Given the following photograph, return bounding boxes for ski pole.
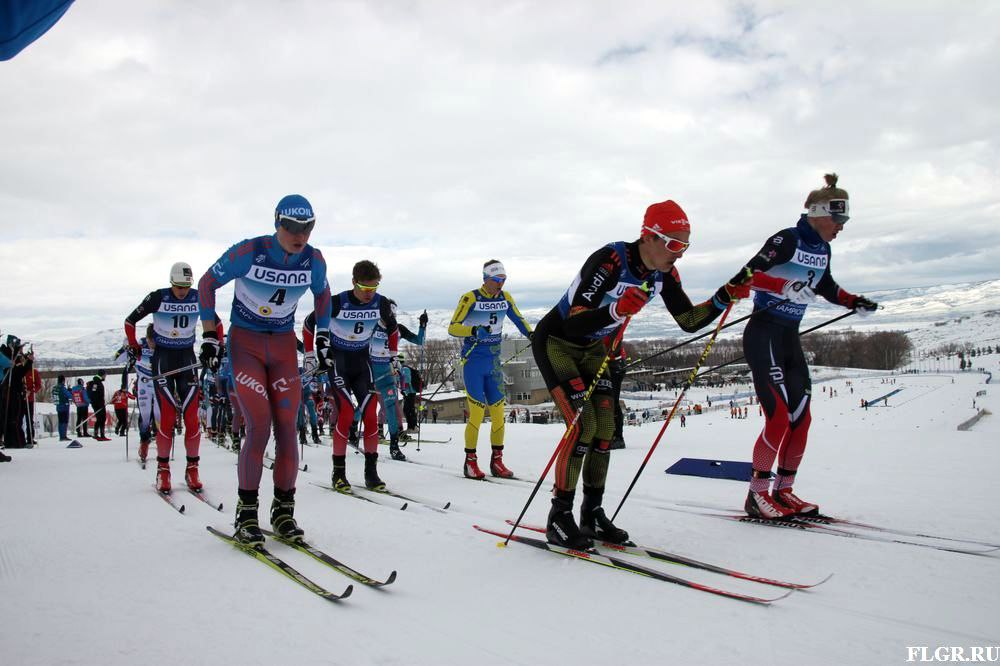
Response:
[421,340,479,406]
[417,325,428,452]
[502,316,634,547]
[149,362,201,382]
[611,301,735,522]
[625,298,786,370]
[690,309,859,382]
[499,342,532,367]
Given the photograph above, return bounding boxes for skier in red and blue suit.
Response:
[197,194,332,547]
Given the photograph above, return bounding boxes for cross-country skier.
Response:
[303,260,398,493]
[448,260,533,479]
[124,262,205,493]
[735,174,878,518]
[197,194,331,547]
[133,326,159,463]
[531,200,752,549]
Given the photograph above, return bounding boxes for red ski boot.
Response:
[155,459,171,494]
[745,490,795,519]
[138,441,149,463]
[774,488,819,516]
[489,448,514,478]
[185,457,203,492]
[463,452,485,480]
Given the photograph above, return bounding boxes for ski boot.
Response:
[607,433,626,450]
[185,456,203,492]
[234,491,265,547]
[231,431,241,453]
[745,490,796,519]
[138,440,149,463]
[489,448,514,478]
[463,450,485,479]
[270,487,305,543]
[310,424,321,445]
[331,455,351,493]
[347,422,360,450]
[155,458,171,494]
[546,493,593,550]
[774,488,819,516]
[298,427,307,446]
[388,433,406,461]
[364,452,386,492]
[580,487,630,544]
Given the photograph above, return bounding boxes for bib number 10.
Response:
[171,315,189,328]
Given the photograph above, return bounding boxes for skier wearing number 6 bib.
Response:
[124,262,206,494]
[197,194,332,548]
[734,174,878,519]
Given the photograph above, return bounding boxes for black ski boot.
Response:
[607,433,626,450]
[364,452,386,491]
[298,427,307,446]
[580,487,631,544]
[389,432,406,461]
[310,424,321,445]
[546,493,593,550]
[270,487,305,543]
[234,490,265,548]
[331,455,351,493]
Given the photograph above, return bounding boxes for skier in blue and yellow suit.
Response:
[448,260,533,479]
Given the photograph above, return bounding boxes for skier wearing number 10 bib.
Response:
[124,262,206,494]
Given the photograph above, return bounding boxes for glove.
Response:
[850,295,878,318]
[390,356,402,376]
[728,265,754,286]
[303,352,319,377]
[471,326,493,340]
[315,330,334,369]
[610,286,649,319]
[419,310,429,327]
[199,331,220,371]
[780,280,816,305]
[126,345,139,364]
[714,280,751,307]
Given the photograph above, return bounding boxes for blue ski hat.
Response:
[274,194,315,229]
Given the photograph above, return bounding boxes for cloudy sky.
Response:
[3,1,999,342]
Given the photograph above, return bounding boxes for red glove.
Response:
[611,286,650,319]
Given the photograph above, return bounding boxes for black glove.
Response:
[315,330,334,369]
[728,265,754,286]
[851,295,878,318]
[419,310,428,327]
[200,331,220,371]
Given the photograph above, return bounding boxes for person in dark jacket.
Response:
[86,371,109,440]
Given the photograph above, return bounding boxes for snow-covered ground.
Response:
[2,370,998,665]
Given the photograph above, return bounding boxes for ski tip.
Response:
[179,505,186,514]
[216,503,224,511]
[341,584,354,600]
[385,570,398,585]
[399,503,409,511]
[442,502,452,510]
[303,464,309,472]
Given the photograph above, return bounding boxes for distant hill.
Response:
[31,278,1000,366]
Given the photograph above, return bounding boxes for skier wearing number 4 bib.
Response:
[733,174,878,519]
[197,195,332,547]
[124,262,206,494]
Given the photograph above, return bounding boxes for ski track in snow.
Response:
[2,365,1000,664]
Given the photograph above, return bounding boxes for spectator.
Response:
[71,379,90,437]
[431,406,438,423]
[86,371,110,441]
[111,386,134,436]
[1,335,30,451]
[23,355,41,445]
[52,375,73,441]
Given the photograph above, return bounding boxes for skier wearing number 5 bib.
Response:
[734,174,878,519]
[197,194,332,548]
[124,262,205,494]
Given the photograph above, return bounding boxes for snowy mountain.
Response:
[29,279,1000,365]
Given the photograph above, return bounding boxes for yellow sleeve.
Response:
[504,291,533,337]
[447,291,477,337]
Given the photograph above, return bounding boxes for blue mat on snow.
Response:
[665,458,756,482]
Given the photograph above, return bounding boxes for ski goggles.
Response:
[277,214,316,234]
[354,281,380,292]
[807,199,849,225]
[642,226,690,253]
[484,274,507,284]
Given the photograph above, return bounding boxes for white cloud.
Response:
[2,0,999,341]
